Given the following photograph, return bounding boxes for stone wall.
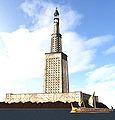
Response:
[5,91,98,105]
[5,91,85,104]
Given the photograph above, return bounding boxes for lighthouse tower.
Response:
[44,8,69,93]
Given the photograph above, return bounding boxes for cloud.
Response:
[82,64,115,108]
[63,32,114,73]
[63,32,96,73]
[86,64,115,84]
[85,35,114,49]
[0,27,50,101]
[20,0,82,31]
[20,0,54,29]
[104,45,115,55]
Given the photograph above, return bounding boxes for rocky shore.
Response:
[0,101,108,108]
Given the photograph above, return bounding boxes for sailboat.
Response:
[70,92,113,113]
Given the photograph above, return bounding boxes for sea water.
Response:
[0,109,114,120]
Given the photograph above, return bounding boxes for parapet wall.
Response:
[5,92,82,103]
[5,91,98,105]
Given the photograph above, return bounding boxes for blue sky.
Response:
[0,0,115,108]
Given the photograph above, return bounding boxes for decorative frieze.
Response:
[5,91,98,105]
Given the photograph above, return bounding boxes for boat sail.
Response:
[88,92,96,108]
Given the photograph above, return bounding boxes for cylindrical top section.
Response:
[53,8,59,33]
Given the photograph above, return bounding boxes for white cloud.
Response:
[63,32,114,73]
[0,27,50,99]
[20,0,82,31]
[104,45,115,55]
[21,1,54,29]
[63,32,96,73]
[86,64,115,84]
[0,28,48,80]
[82,64,115,108]
[85,35,114,49]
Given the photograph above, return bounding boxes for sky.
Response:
[0,0,115,108]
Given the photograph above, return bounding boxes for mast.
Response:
[94,96,96,108]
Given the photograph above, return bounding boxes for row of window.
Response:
[46,79,60,81]
[46,69,60,71]
[45,82,60,84]
[46,66,60,68]
[47,61,60,63]
[46,71,60,74]
[46,86,60,88]
[47,63,60,66]
[47,57,60,60]
[46,76,60,79]
[46,65,60,68]
[47,63,60,65]
[46,70,60,72]
[45,83,60,86]
[46,69,60,73]
[46,84,59,86]
[47,58,60,61]
[46,74,60,76]
[45,88,60,91]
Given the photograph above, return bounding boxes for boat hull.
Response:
[71,107,113,113]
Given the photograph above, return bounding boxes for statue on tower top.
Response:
[54,7,59,16]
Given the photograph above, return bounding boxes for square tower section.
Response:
[44,52,69,93]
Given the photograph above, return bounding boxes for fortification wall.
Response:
[5,91,98,105]
[5,92,82,103]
